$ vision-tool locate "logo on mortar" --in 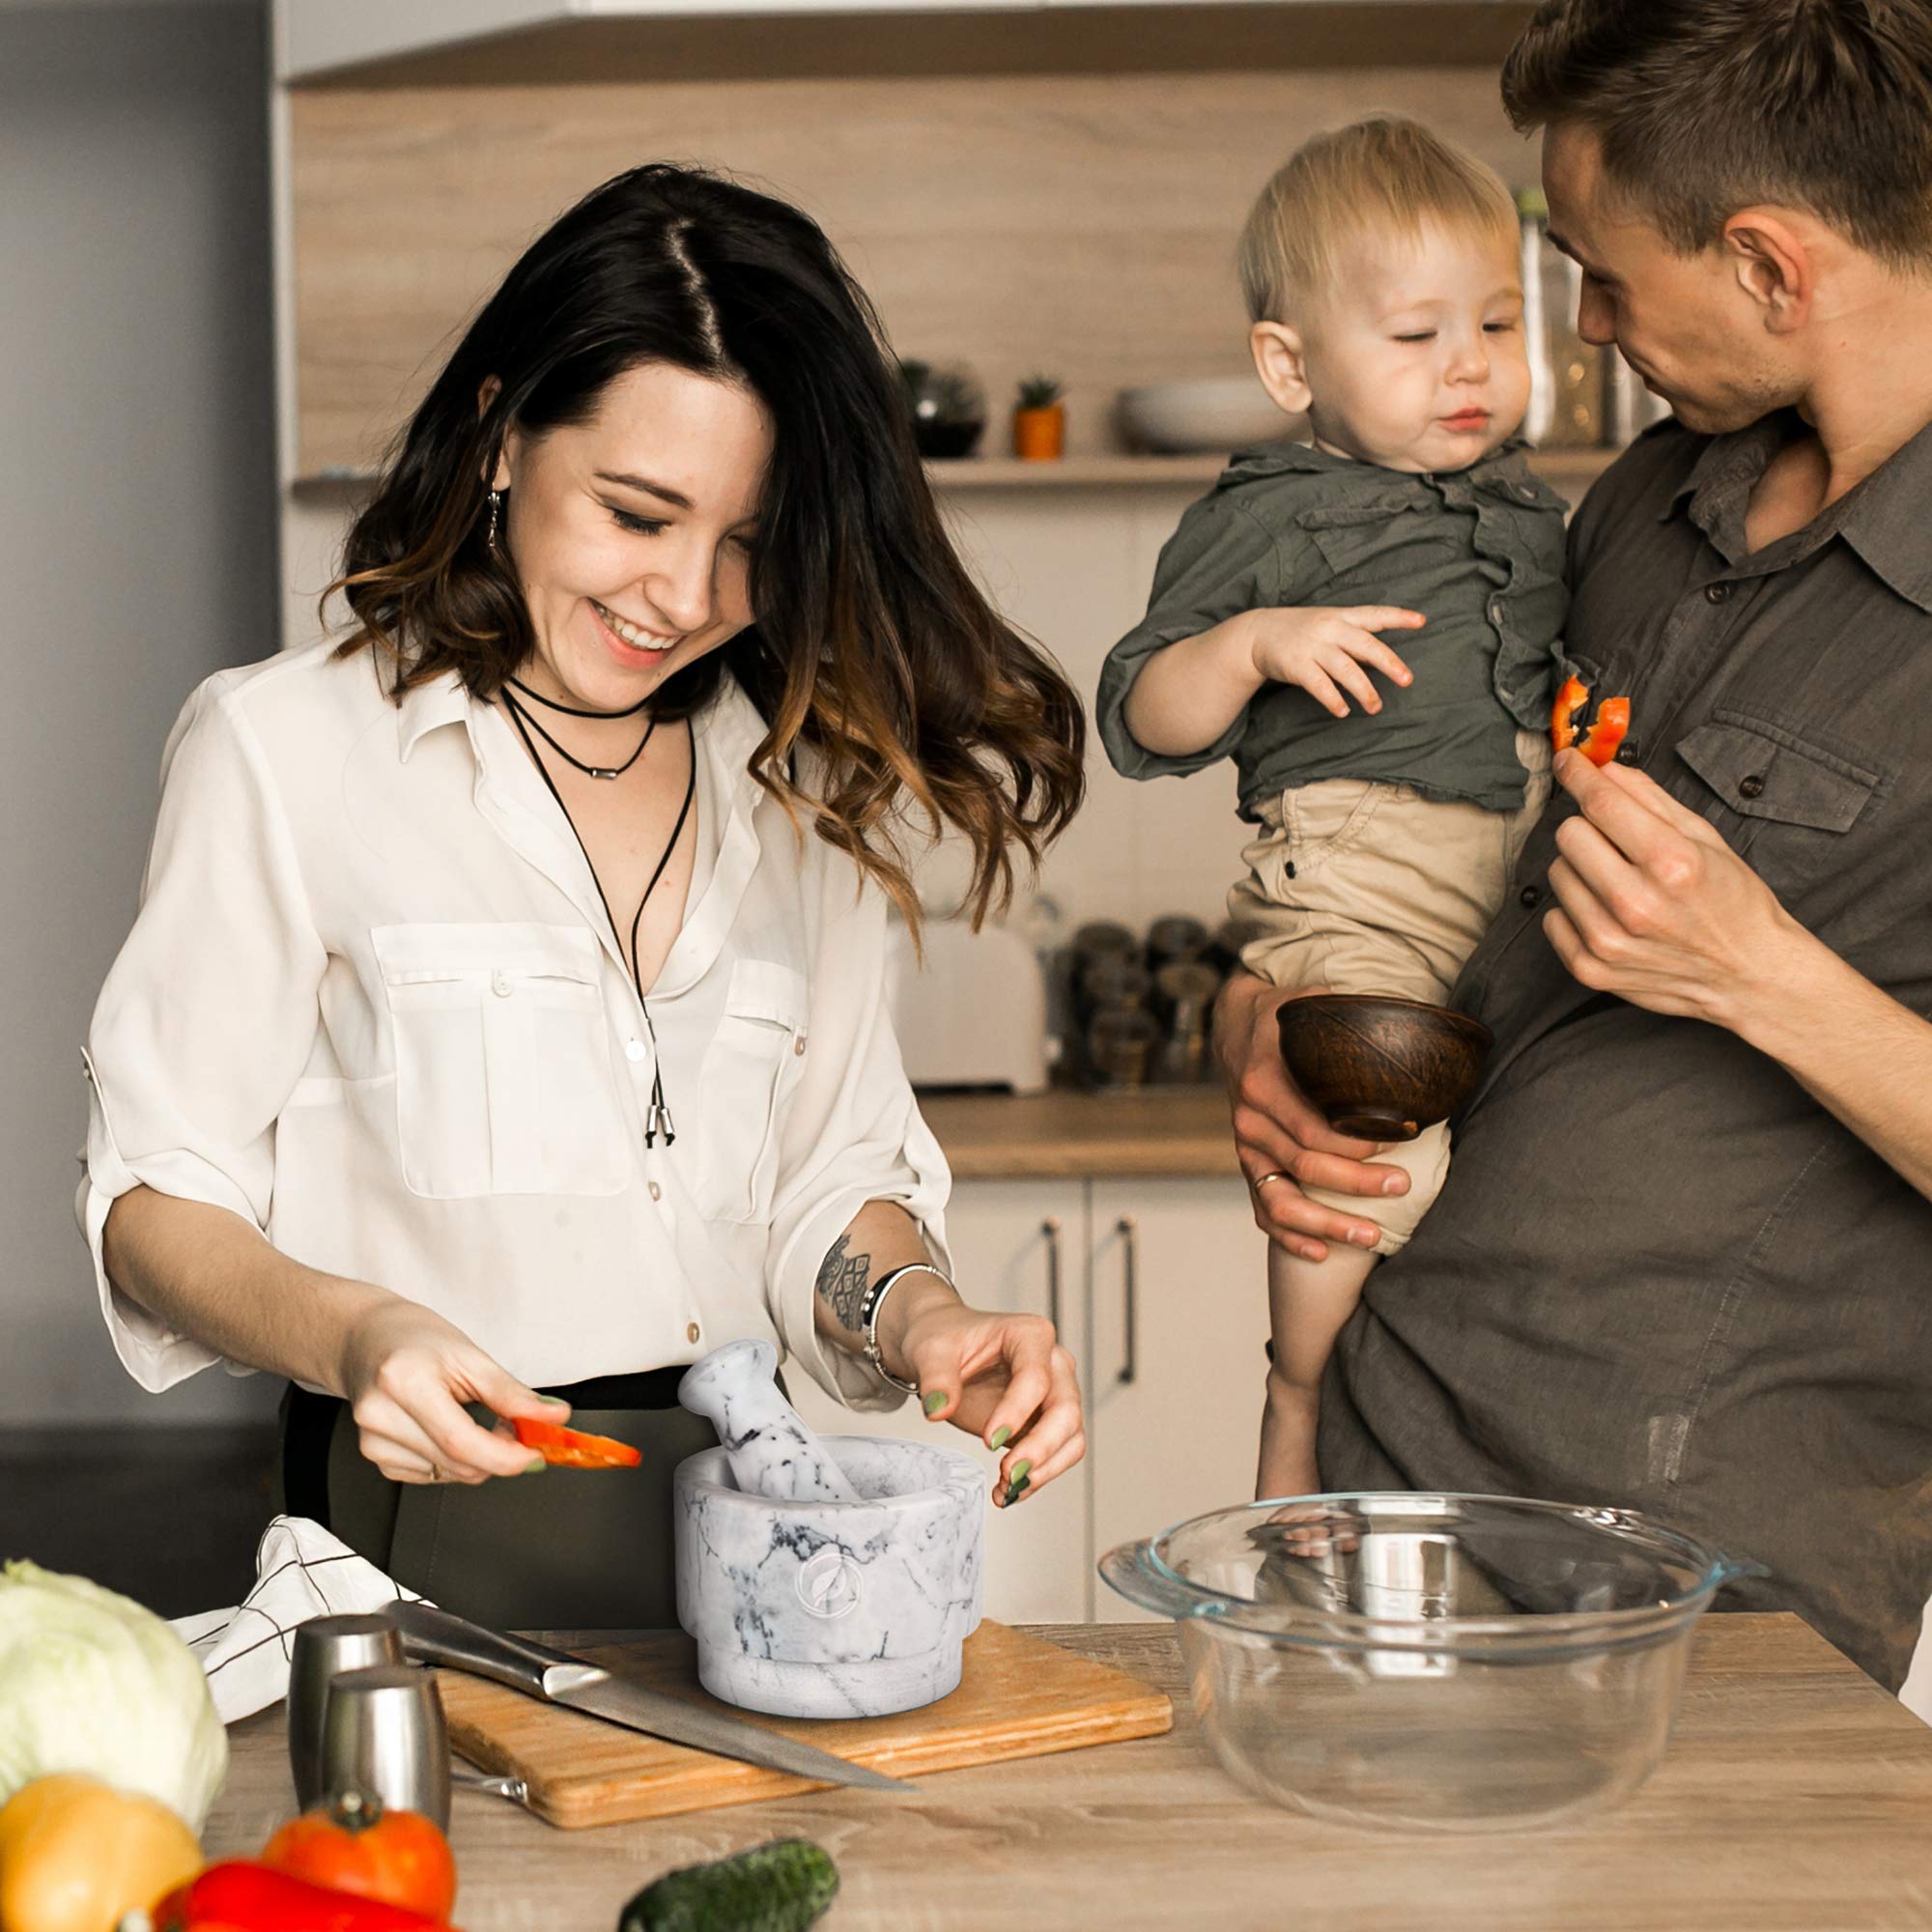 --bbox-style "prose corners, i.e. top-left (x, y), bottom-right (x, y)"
top-left (796, 1546), bottom-right (862, 1619)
